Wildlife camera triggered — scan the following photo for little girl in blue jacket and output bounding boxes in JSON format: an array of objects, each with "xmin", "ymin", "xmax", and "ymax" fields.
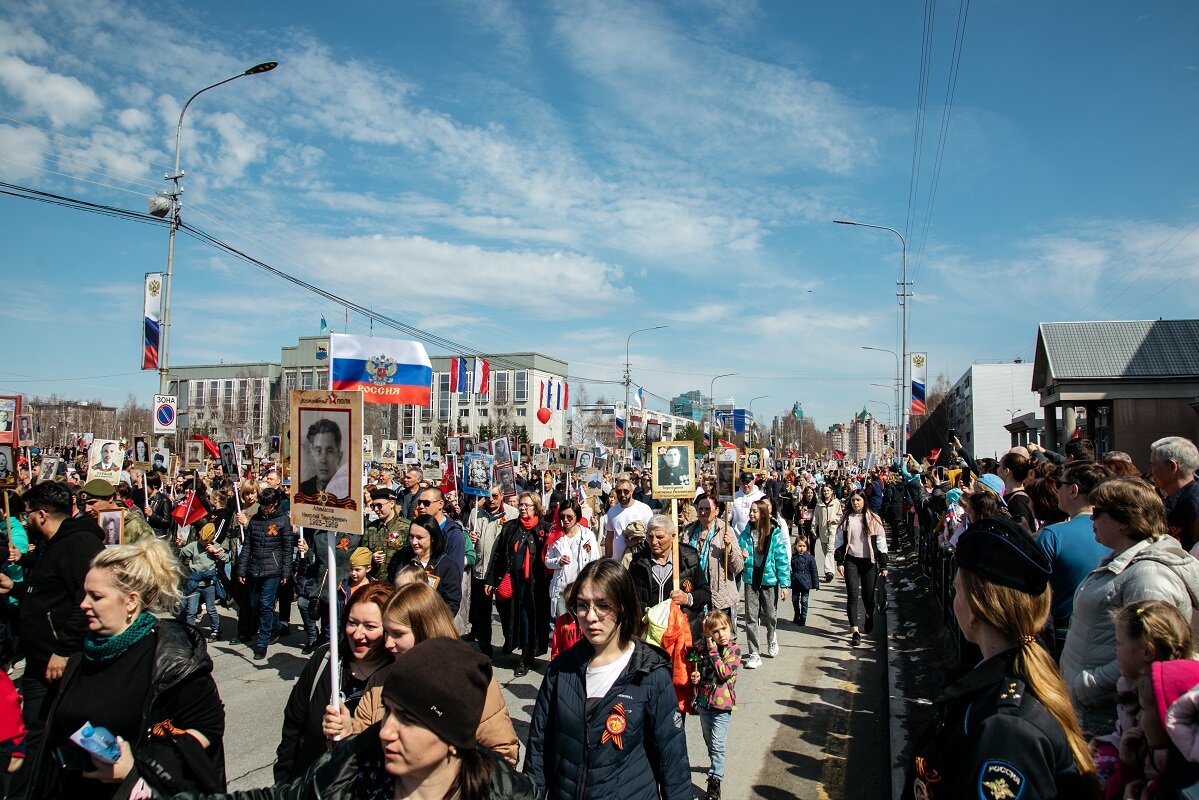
[{"xmin": 790, "ymin": 538, "xmax": 820, "ymax": 626}]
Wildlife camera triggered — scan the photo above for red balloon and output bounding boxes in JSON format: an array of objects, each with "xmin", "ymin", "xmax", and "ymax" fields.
[{"xmin": 536, "ymin": 407, "xmax": 551, "ymax": 424}]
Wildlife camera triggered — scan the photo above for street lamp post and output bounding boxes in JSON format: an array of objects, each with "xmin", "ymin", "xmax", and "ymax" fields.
[
  {"xmin": 838, "ymin": 220, "xmax": 910, "ymax": 458},
  {"xmin": 748, "ymin": 395, "xmax": 769, "ymax": 447},
  {"xmin": 623, "ymin": 326, "xmax": 667, "ymax": 442},
  {"xmin": 709, "ymin": 372, "xmax": 735, "ymax": 450},
  {"xmin": 862, "ymin": 346, "xmax": 901, "ymax": 456},
  {"xmin": 156, "ymin": 61, "xmax": 278, "ymax": 396}
]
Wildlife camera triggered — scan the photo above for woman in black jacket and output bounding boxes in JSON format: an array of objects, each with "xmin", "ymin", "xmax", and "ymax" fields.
[
  {"xmin": 626, "ymin": 515, "xmax": 711, "ymax": 642},
  {"xmin": 484, "ymin": 492, "xmax": 550, "ymax": 677},
  {"xmin": 525, "ymin": 559, "xmax": 691, "ymax": 799},
  {"xmin": 386, "ymin": 513, "xmax": 461, "ymax": 614},
  {"xmin": 274, "ymin": 582, "xmax": 394, "ymax": 783},
  {"xmin": 25, "ymin": 537, "xmax": 226, "ymax": 799},
  {"xmin": 173, "ymin": 639, "xmax": 536, "ymax": 800}
]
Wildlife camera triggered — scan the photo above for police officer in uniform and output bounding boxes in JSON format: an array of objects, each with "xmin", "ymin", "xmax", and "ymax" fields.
[{"xmin": 903, "ymin": 517, "xmax": 1101, "ymax": 800}]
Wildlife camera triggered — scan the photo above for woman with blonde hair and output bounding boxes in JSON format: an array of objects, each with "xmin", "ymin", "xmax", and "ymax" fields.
[
  {"xmin": 323, "ymin": 581, "xmax": 520, "ymax": 764},
  {"xmin": 24, "ymin": 537, "xmax": 226, "ymax": 798},
  {"xmin": 485, "ymin": 491, "xmax": 550, "ymax": 677},
  {"xmin": 1060, "ymin": 477, "xmax": 1199, "ymax": 734},
  {"xmin": 904, "ymin": 517, "xmax": 1100, "ymax": 799}
]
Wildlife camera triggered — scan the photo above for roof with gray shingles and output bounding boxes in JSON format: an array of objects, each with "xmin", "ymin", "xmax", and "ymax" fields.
[{"xmin": 1035, "ymin": 320, "xmax": 1199, "ymax": 383}]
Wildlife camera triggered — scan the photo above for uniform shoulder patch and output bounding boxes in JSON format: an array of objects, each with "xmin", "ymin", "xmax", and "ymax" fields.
[
  {"xmin": 996, "ymin": 678, "xmax": 1026, "ymax": 707},
  {"xmin": 978, "ymin": 760, "xmax": 1024, "ymax": 800}
]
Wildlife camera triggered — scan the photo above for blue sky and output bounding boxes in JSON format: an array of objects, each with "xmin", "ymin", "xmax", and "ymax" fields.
[{"xmin": 1, "ymin": 1, "xmax": 1196, "ymax": 431}]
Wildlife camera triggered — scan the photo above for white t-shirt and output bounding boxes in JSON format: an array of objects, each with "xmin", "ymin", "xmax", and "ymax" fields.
[
  {"xmin": 605, "ymin": 500, "xmax": 654, "ymax": 561},
  {"xmin": 586, "ymin": 642, "xmax": 636, "ymax": 699},
  {"xmin": 730, "ymin": 487, "xmax": 764, "ymax": 534}
]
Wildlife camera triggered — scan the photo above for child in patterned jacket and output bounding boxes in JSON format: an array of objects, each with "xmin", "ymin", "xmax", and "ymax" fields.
[{"xmin": 690, "ymin": 610, "xmax": 741, "ymax": 800}]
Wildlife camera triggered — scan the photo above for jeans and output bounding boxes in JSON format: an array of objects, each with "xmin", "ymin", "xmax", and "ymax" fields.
[
  {"xmin": 250, "ymin": 576, "xmax": 285, "ymax": 650},
  {"xmin": 183, "ymin": 581, "xmax": 220, "ymax": 632},
  {"xmin": 743, "ymin": 584, "xmax": 778, "ymax": 656},
  {"xmin": 791, "ymin": 588, "xmax": 810, "ymax": 621},
  {"xmin": 698, "ymin": 708, "xmax": 731, "ymax": 780},
  {"xmin": 842, "ymin": 555, "xmax": 878, "ymax": 631},
  {"xmin": 296, "ymin": 595, "xmax": 322, "ymax": 644}
]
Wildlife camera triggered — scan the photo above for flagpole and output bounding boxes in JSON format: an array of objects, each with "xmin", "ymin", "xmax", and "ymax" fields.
[{"xmin": 324, "ymin": 528, "xmax": 342, "ymax": 725}]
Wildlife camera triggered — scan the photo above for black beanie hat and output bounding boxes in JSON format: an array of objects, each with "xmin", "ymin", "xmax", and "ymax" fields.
[
  {"xmin": 382, "ymin": 638, "xmax": 491, "ymax": 750},
  {"xmin": 955, "ymin": 516, "xmax": 1052, "ymax": 596}
]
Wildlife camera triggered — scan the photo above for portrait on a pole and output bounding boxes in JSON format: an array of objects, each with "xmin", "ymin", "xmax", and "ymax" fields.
[
  {"xmin": 219, "ymin": 442, "xmax": 239, "ymax": 480},
  {"xmin": 289, "ymin": 389, "xmax": 363, "ymax": 535},
  {"xmin": 0, "ymin": 397, "xmax": 18, "ymax": 445},
  {"xmin": 461, "ymin": 452, "xmax": 494, "ymax": 497},
  {"xmin": 87, "ymin": 439, "xmax": 122, "ymax": 485},
  {"xmin": 0, "ymin": 445, "xmax": 14, "ymax": 488},
  {"xmin": 716, "ymin": 447, "xmax": 737, "ymax": 501},
  {"xmin": 132, "ymin": 436, "xmax": 151, "ymax": 471},
  {"xmin": 651, "ymin": 441, "xmax": 694, "ymax": 498},
  {"xmin": 380, "ymin": 439, "xmax": 398, "ymax": 466}
]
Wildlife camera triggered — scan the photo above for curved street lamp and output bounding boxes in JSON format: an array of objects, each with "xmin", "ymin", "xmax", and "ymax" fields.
[
  {"xmin": 157, "ymin": 62, "xmax": 279, "ymax": 395},
  {"xmin": 622, "ymin": 326, "xmax": 667, "ymax": 437}
]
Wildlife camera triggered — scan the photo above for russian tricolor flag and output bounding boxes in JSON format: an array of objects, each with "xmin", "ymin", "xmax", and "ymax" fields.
[
  {"xmin": 615, "ymin": 417, "xmax": 625, "ymax": 437},
  {"xmin": 330, "ymin": 333, "xmax": 433, "ymax": 406},
  {"xmin": 142, "ymin": 272, "xmax": 164, "ymax": 370}
]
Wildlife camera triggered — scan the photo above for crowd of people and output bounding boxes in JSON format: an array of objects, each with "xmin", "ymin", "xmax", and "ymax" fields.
[{"xmin": 3, "ymin": 430, "xmax": 1199, "ymax": 798}]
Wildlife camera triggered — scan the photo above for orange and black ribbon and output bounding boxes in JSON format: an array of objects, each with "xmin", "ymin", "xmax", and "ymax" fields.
[{"xmin": 601, "ymin": 702, "xmax": 627, "ymax": 750}]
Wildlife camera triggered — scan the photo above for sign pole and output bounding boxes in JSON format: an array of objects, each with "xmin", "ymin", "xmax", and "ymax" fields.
[{"xmin": 324, "ymin": 528, "xmax": 342, "ymax": 724}]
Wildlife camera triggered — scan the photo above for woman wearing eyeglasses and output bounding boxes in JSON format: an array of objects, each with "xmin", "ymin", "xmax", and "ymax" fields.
[
  {"xmin": 485, "ymin": 492, "xmax": 550, "ymax": 677},
  {"xmin": 525, "ymin": 559, "xmax": 691, "ymax": 799},
  {"xmin": 1059, "ymin": 477, "xmax": 1199, "ymax": 735},
  {"xmin": 544, "ymin": 500, "xmax": 599, "ymax": 626}
]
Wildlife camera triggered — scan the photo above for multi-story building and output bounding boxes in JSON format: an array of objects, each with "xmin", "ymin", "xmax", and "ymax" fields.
[
  {"xmin": 573, "ymin": 403, "xmax": 696, "ymax": 448},
  {"xmin": 168, "ymin": 337, "xmax": 568, "ymax": 453},
  {"xmin": 826, "ymin": 423, "xmax": 848, "ymax": 455},
  {"xmin": 24, "ymin": 399, "xmax": 119, "ymax": 446},
  {"xmin": 945, "ymin": 361, "xmax": 1040, "ymax": 460},
  {"xmin": 670, "ymin": 390, "xmax": 709, "ymax": 422}
]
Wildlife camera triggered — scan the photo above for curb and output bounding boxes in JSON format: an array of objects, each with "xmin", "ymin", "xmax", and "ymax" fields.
[{"xmin": 886, "ymin": 566, "xmax": 906, "ymax": 799}]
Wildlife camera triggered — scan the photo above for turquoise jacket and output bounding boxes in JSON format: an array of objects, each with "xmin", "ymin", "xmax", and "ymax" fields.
[
  {"xmin": 738, "ymin": 525, "xmax": 790, "ymax": 588},
  {"xmin": 5, "ymin": 516, "xmax": 27, "ymax": 605}
]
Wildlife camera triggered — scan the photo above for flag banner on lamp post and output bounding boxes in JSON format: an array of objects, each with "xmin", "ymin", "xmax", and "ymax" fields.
[
  {"xmin": 910, "ymin": 352, "xmax": 927, "ymax": 415},
  {"xmin": 142, "ymin": 273, "xmax": 164, "ymax": 370},
  {"xmin": 329, "ymin": 333, "xmax": 433, "ymax": 406}
]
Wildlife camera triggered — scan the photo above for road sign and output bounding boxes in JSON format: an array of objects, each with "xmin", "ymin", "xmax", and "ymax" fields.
[{"xmin": 153, "ymin": 395, "xmax": 177, "ymax": 435}]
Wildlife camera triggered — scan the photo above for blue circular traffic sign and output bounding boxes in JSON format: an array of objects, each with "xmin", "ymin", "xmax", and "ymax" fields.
[{"xmin": 156, "ymin": 405, "xmax": 175, "ymax": 426}]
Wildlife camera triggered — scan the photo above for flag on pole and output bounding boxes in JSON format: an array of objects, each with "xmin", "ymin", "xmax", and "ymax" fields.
[
  {"xmin": 635, "ymin": 386, "xmax": 646, "ymax": 409},
  {"xmin": 546, "ymin": 379, "xmax": 554, "ymax": 408},
  {"xmin": 142, "ymin": 273, "xmax": 164, "ymax": 370},
  {"xmin": 555, "ymin": 381, "xmax": 563, "ymax": 410},
  {"xmin": 539, "ymin": 381, "xmax": 545, "ymax": 408},
  {"xmin": 563, "ymin": 382, "xmax": 569, "ymax": 410},
  {"xmin": 329, "ymin": 333, "xmax": 433, "ymax": 405},
  {"xmin": 910, "ymin": 352, "xmax": 927, "ymax": 415},
  {"xmin": 473, "ymin": 358, "xmax": 490, "ymax": 395},
  {"xmin": 615, "ymin": 417, "xmax": 625, "ymax": 437},
  {"xmin": 718, "ymin": 438, "xmax": 737, "ymax": 449},
  {"xmin": 320, "ymin": 314, "xmax": 328, "ymax": 334},
  {"xmin": 702, "ymin": 422, "xmax": 711, "ymax": 447},
  {"xmin": 831, "ymin": 449, "xmax": 846, "ymax": 460},
  {"xmin": 449, "ymin": 357, "xmax": 469, "ymax": 394}
]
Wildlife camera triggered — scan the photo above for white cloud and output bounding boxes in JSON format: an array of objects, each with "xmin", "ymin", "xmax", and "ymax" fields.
[
  {"xmin": 0, "ymin": 123, "xmax": 48, "ymax": 180},
  {"xmin": 0, "ymin": 55, "xmax": 102, "ymax": 128},
  {"xmin": 116, "ymin": 108, "xmax": 152, "ymax": 131}
]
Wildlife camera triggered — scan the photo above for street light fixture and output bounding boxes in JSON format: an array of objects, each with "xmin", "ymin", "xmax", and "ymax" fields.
[
  {"xmin": 862, "ymin": 346, "xmax": 901, "ymax": 455},
  {"xmin": 748, "ymin": 395, "xmax": 769, "ymax": 447},
  {"xmin": 623, "ymin": 325, "xmax": 667, "ymax": 439},
  {"xmin": 155, "ymin": 61, "xmax": 279, "ymax": 395},
  {"xmin": 708, "ymin": 372, "xmax": 735, "ymax": 449},
  {"xmin": 839, "ymin": 219, "xmax": 910, "ymax": 458}
]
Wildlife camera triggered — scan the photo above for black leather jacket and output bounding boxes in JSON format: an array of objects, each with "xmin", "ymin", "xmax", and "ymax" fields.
[{"xmin": 170, "ymin": 724, "xmax": 537, "ymax": 800}]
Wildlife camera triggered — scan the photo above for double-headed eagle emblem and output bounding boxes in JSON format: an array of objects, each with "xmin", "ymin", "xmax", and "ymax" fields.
[{"xmin": 366, "ymin": 354, "xmax": 397, "ymax": 385}]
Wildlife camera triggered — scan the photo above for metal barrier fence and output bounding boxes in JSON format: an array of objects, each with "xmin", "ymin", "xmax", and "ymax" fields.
[{"xmin": 911, "ymin": 509, "xmax": 966, "ymax": 655}]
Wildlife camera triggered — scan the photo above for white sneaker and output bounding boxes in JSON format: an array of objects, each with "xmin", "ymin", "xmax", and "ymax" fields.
[
  {"xmin": 767, "ymin": 639, "xmax": 779, "ymax": 658},
  {"xmin": 743, "ymin": 653, "xmax": 762, "ymax": 669}
]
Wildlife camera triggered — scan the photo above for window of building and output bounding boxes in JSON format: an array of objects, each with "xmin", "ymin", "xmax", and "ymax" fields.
[
  {"xmin": 438, "ymin": 373, "xmax": 449, "ymax": 421},
  {"xmin": 209, "ymin": 380, "xmax": 220, "ymax": 400},
  {"xmin": 193, "ymin": 381, "xmax": 204, "ymax": 405},
  {"xmin": 478, "ymin": 409, "xmax": 488, "ymax": 417},
  {"xmin": 494, "ymin": 371, "xmax": 510, "ymax": 405},
  {"xmin": 285, "ymin": 371, "xmax": 297, "ymax": 392},
  {"xmin": 516, "ymin": 408, "xmax": 527, "ymax": 417},
  {"xmin": 460, "ymin": 408, "xmax": 470, "ymax": 418},
  {"xmin": 316, "ymin": 370, "xmax": 328, "ymax": 390},
  {"xmin": 515, "ymin": 370, "xmax": 528, "ymax": 403},
  {"xmin": 301, "ymin": 371, "xmax": 313, "ymax": 390},
  {"xmin": 402, "ymin": 406, "xmax": 416, "ymax": 440}
]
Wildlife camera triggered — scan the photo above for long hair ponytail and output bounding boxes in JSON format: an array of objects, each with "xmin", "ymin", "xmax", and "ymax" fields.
[
  {"xmin": 751, "ymin": 499, "xmax": 773, "ymax": 553},
  {"xmin": 957, "ymin": 568, "xmax": 1098, "ymax": 792}
]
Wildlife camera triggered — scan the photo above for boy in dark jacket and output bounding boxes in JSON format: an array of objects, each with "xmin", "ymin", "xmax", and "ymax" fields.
[
  {"xmin": 790, "ymin": 538, "xmax": 820, "ymax": 626},
  {"xmin": 235, "ymin": 488, "xmax": 295, "ymax": 660}
]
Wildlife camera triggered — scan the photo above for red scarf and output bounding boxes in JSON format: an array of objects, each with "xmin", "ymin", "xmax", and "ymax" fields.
[{"xmin": 519, "ymin": 515, "xmax": 540, "ymax": 530}]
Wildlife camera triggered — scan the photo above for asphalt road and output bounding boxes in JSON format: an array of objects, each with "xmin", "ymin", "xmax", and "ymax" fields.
[{"xmin": 216, "ymin": 546, "xmax": 890, "ymax": 798}]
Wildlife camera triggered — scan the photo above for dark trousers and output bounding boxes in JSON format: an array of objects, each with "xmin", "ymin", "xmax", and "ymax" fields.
[
  {"xmin": 842, "ymin": 556, "xmax": 878, "ymax": 631},
  {"xmin": 230, "ymin": 578, "xmax": 257, "ymax": 640},
  {"xmin": 791, "ymin": 588, "xmax": 811, "ymax": 621},
  {"xmin": 276, "ymin": 579, "xmax": 295, "ymax": 627},
  {"xmin": 250, "ymin": 576, "xmax": 284, "ymax": 650},
  {"xmin": 468, "ymin": 577, "xmax": 494, "ymax": 651},
  {"xmin": 10, "ymin": 672, "xmax": 51, "ymax": 798}
]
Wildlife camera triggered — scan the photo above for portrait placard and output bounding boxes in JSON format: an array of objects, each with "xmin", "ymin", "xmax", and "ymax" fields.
[
  {"xmin": 716, "ymin": 447, "xmax": 738, "ymax": 501},
  {"xmin": 87, "ymin": 439, "xmax": 122, "ymax": 485},
  {"xmin": 651, "ymin": 440, "xmax": 695, "ymax": 499},
  {"xmin": 289, "ymin": 389, "xmax": 364, "ymax": 535},
  {"xmin": 421, "ymin": 442, "xmax": 439, "ymax": 469},
  {"xmin": 474, "ymin": 442, "xmax": 491, "ymax": 455},
  {"xmin": 0, "ymin": 445, "xmax": 14, "ymax": 489},
  {"xmin": 491, "ymin": 437, "xmax": 512, "ymax": 466},
  {"xmin": 132, "ymin": 436, "xmax": 151, "ymax": 471},
  {"xmin": 219, "ymin": 442, "xmax": 239, "ymax": 480},
  {"xmin": 380, "ymin": 439, "xmax": 398, "ymax": 466},
  {"xmin": 645, "ymin": 422, "xmax": 663, "ymax": 445},
  {"xmin": 742, "ymin": 448, "xmax": 766, "ymax": 474},
  {"xmin": 422, "ymin": 451, "xmax": 442, "ymax": 482},
  {"xmin": 37, "ymin": 456, "xmax": 59, "ymax": 483},
  {"xmin": 185, "ymin": 441, "xmax": 203, "ymax": 468},
  {"xmin": 447, "ymin": 436, "xmax": 461, "ymax": 456},
  {"xmin": 363, "ymin": 435, "xmax": 375, "ymax": 462},
  {"xmin": 574, "ymin": 449, "xmax": 594, "ymax": 472},
  {"xmin": 98, "ymin": 509, "xmax": 124, "ymax": 547},
  {"xmin": 461, "ymin": 452, "xmax": 494, "ymax": 497},
  {"xmin": 631, "ymin": 448, "xmax": 643, "ymax": 466},
  {"xmin": 280, "ymin": 423, "xmax": 291, "ymax": 482},
  {"xmin": 533, "ymin": 450, "xmax": 550, "ymax": 470},
  {"xmin": 495, "ymin": 464, "xmax": 516, "ymax": 500},
  {"xmin": 16, "ymin": 414, "xmax": 32, "ymax": 446},
  {"xmin": 152, "ymin": 447, "xmax": 170, "ymax": 475},
  {"xmin": 0, "ymin": 397, "xmax": 18, "ymax": 446},
  {"xmin": 402, "ymin": 441, "xmax": 418, "ymax": 464}
]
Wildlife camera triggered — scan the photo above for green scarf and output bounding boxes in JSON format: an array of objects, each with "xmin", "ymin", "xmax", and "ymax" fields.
[{"xmin": 84, "ymin": 611, "xmax": 158, "ymax": 661}]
